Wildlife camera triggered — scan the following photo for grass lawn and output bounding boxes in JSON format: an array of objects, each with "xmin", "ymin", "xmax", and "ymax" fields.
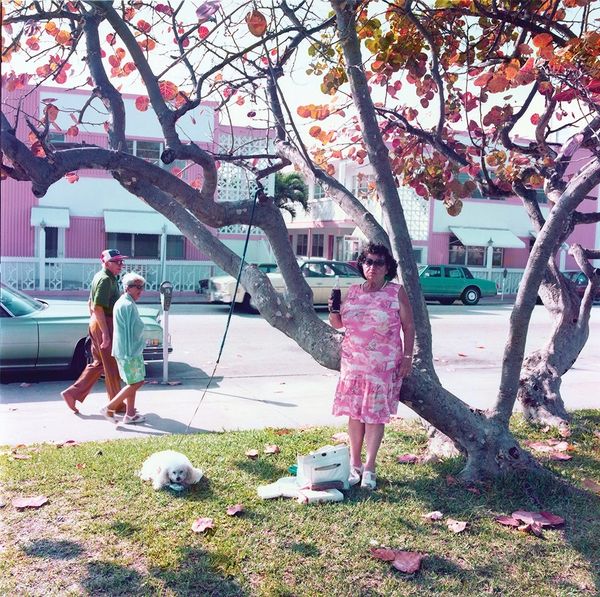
[{"xmin": 1, "ymin": 411, "xmax": 599, "ymax": 596}]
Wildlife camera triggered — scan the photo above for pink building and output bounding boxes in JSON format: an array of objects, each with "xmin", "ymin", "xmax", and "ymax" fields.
[{"xmin": 1, "ymin": 84, "xmax": 274, "ymax": 292}]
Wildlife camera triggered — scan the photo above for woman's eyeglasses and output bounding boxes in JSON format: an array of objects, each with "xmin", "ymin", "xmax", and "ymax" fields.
[
  {"xmin": 129, "ymin": 284, "xmax": 145, "ymax": 290},
  {"xmin": 364, "ymin": 258, "xmax": 386, "ymax": 267}
]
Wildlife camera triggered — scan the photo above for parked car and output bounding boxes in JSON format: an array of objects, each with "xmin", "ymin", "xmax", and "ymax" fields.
[
  {"xmin": 0, "ymin": 283, "xmax": 171, "ymax": 376},
  {"xmin": 418, "ymin": 264, "xmax": 497, "ymax": 305},
  {"xmin": 562, "ymin": 270, "xmax": 600, "ymax": 301},
  {"xmin": 206, "ymin": 259, "xmax": 363, "ymax": 310}
]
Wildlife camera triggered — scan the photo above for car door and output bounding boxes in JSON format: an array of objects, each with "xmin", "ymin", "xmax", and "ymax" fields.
[
  {"xmin": 0, "ymin": 306, "xmax": 39, "ymax": 367},
  {"xmin": 443, "ymin": 266, "xmax": 466, "ymax": 297},
  {"xmin": 419, "ymin": 265, "xmax": 444, "ymax": 297},
  {"xmin": 301, "ymin": 262, "xmax": 328, "ymax": 304}
]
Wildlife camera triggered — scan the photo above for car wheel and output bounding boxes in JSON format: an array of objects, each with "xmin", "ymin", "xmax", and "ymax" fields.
[
  {"xmin": 461, "ymin": 287, "xmax": 481, "ymax": 305},
  {"xmin": 70, "ymin": 338, "xmax": 88, "ymax": 377},
  {"xmin": 239, "ymin": 292, "xmax": 258, "ymax": 313},
  {"xmin": 439, "ymin": 298, "xmax": 455, "ymax": 305}
]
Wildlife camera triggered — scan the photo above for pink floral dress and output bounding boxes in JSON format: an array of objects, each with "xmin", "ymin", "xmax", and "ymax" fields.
[{"xmin": 332, "ymin": 282, "xmax": 404, "ymax": 424}]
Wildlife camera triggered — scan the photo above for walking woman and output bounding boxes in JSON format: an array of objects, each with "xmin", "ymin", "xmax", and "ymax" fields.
[
  {"xmin": 101, "ymin": 272, "xmax": 147, "ymax": 424},
  {"xmin": 329, "ymin": 243, "xmax": 415, "ymax": 489}
]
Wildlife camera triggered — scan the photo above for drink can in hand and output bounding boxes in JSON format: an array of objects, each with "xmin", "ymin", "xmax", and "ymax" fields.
[{"xmin": 330, "ymin": 288, "xmax": 341, "ymax": 313}]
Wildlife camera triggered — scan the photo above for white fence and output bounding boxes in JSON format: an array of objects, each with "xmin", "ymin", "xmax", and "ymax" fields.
[
  {"xmin": 469, "ymin": 267, "xmax": 523, "ymax": 295},
  {"xmin": 0, "ymin": 257, "xmax": 216, "ymax": 292}
]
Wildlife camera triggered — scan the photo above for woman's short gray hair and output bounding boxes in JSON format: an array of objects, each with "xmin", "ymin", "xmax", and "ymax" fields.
[{"xmin": 121, "ymin": 272, "xmax": 146, "ymax": 291}]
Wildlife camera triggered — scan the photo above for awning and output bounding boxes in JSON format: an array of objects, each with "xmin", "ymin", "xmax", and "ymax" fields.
[
  {"xmin": 450, "ymin": 226, "xmax": 525, "ymax": 249},
  {"xmin": 103, "ymin": 210, "xmax": 182, "ymax": 235},
  {"xmin": 30, "ymin": 207, "xmax": 70, "ymax": 228}
]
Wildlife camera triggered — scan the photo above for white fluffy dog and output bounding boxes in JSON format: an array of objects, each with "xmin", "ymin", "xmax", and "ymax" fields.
[{"xmin": 139, "ymin": 450, "xmax": 203, "ymax": 491}]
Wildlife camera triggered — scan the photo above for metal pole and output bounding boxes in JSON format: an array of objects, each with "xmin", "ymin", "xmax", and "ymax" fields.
[{"xmin": 162, "ymin": 310, "xmax": 169, "ymax": 383}]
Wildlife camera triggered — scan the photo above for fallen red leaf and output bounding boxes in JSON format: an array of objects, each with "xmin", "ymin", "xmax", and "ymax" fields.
[
  {"xmin": 495, "ymin": 515, "xmax": 521, "ymax": 527},
  {"xmin": 391, "ymin": 551, "xmax": 423, "ymax": 573},
  {"xmin": 466, "ymin": 486, "xmax": 481, "ymax": 495},
  {"xmin": 274, "ymin": 428, "xmax": 292, "ymax": 436},
  {"xmin": 226, "ymin": 504, "xmax": 244, "ymax": 516},
  {"xmin": 56, "ymin": 440, "xmax": 79, "ymax": 448},
  {"xmin": 512, "ymin": 510, "xmax": 564, "ymax": 527},
  {"xmin": 446, "ymin": 475, "xmax": 458, "ymax": 486},
  {"xmin": 370, "ymin": 547, "xmax": 397, "ymax": 561},
  {"xmin": 447, "ymin": 519, "xmax": 468, "ymax": 533},
  {"xmin": 191, "ymin": 517, "xmax": 214, "ymax": 533},
  {"xmin": 331, "ymin": 432, "xmax": 349, "ymax": 444},
  {"xmin": 581, "ymin": 479, "xmax": 600, "ymax": 494},
  {"xmin": 245, "ymin": 449, "xmax": 259, "ymax": 460},
  {"xmin": 397, "ymin": 453, "xmax": 419, "ymax": 464},
  {"xmin": 11, "ymin": 454, "xmax": 32, "ymax": 460},
  {"xmin": 548, "ymin": 452, "xmax": 572, "ymax": 461},
  {"xmin": 263, "ymin": 444, "xmax": 280, "ymax": 455},
  {"xmin": 13, "ymin": 495, "xmax": 49, "ymax": 509},
  {"xmin": 76, "ymin": 463, "xmax": 86, "ymax": 469},
  {"xmin": 519, "ymin": 521, "xmax": 544, "ymax": 537}
]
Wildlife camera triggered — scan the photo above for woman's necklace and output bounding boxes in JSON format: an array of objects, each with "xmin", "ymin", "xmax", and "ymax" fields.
[{"xmin": 362, "ymin": 280, "xmax": 388, "ymax": 292}]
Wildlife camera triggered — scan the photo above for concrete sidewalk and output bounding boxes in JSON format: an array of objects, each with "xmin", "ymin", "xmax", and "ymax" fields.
[{"xmin": 1, "ymin": 361, "xmax": 597, "ymax": 447}]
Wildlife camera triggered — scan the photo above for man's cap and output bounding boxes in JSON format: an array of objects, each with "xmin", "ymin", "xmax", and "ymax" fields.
[{"xmin": 101, "ymin": 249, "xmax": 128, "ymax": 262}]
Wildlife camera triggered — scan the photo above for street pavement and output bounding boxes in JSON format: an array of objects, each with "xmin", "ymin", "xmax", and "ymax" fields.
[{"xmin": 1, "ymin": 302, "xmax": 598, "ymax": 446}]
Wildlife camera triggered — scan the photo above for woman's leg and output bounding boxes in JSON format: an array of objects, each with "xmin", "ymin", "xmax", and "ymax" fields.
[
  {"xmin": 105, "ymin": 384, "xmax": 134, "ymax": 414},
  {"xmin": 124, "ymin": 381, "xmax": 144, "ymax": 416},
  {"xmin": 364, "ymin": 423, "xmax": 385, "ymax": 472},
  {"xmin": 348, "ymin": 417, "xmax": 366, "ymax": 469}
]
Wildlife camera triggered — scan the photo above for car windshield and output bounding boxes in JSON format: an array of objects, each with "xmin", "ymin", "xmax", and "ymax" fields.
[
  {"xmin": 0, "ymin": 284, "xmax": 46, "ymax": 316},
  {"xmin": 418, "ymin": 266, "xmax": 427, "ymax": 275}
]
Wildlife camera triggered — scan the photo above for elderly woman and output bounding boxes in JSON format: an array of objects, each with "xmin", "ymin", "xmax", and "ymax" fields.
[
  {"xmin": 328, "ymin": 242, "xmax": 415, "ymax": 489},
  {"xmin": 101, "ymin": 272, "xmax": 147, "ymax": 424}
]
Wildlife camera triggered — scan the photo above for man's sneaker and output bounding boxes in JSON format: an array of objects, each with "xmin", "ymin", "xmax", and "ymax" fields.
[{"xmin": 122, "ymin": 413, "xmax": 146, "ymax": 424}]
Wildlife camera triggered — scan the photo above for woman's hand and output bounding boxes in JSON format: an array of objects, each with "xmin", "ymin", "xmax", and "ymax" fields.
[{"xmin": 399, "ymin": 354, "xmax": 413, "ymax": 378}]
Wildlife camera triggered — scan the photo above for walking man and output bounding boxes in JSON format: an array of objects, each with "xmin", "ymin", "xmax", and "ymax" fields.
[{"xmin": 61, "ymin": 249, "xmax": 126, "ymax": 413}]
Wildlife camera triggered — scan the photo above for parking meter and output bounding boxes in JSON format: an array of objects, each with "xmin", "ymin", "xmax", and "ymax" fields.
[
  {"xmin": 159, "ymin": 281, "xmax": 173, "ymax": 311},
  {"xmin": 159, "ymin": 281, "xmax": 173, "ymax": 382}
]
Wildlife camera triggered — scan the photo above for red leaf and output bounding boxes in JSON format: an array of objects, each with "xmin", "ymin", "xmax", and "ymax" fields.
[
  {"xmin": 245, "ymin": 449, "xmax": 259, "ymax": 460},
  {"xmin": 135, "ymin": 96, "xmax": 150, "ymax": 112},
  {"xmin": 457, "ymin": 353, "xmax": 468, "ymax": 357},
  {"xmin": 391, "ymin": 551, "xmax": 423, "ymax": 573},
  {"xmin": 56, "ymin": 440, "xmax": 79, "ymax": 448},
  {"xmin": 331, "ymin": 432, "xmax": 349, "ymax": 444},
  {"xmin": 447, "ymin": 519, "xmax": 468, "ymax": 533},
  {"xmin": 397, "ymin": 453, "xmax": 419, "ymax": 464},
  {"xmin": 532, "ymin": 33, "xmax": 553, "ymax": 48},
  {"xmin": 191, "ymin": 517, "xmax": 214, "ymax": 533},
  {"xmin": 65, "ymin": 172, "xmax": 79, "ymax": 184},
  {"xmin": 159, "ymin": 80, "xmax": 178, "ymax": 101},
  {"xmin": 264, "ymin": 444, "xmax": 280, "ymax": 455},
  {"xmin": 548, "ymin": 452, "xmax": 572, "ymax": 461},
  {"xmin": 196, "ymin": 0, "xmax": 221, "ymax": 23},
  {"xmin": 66, "ymin": 125, "xmax": 79, "ymax": 137},
  {"xmin": 11, "ymin": 454, "xmax": 32, "ymax": 460},
  {"xmin": 370, "ymin": 547, "xmax": 397, "ymax": 561},
  {"xmin": 13, "ymin": 495, "xmax": 49, "ymax": 509},
  {"xmin": 495, "ymin": 515, "xmax": 521, "ymax": 527},
  {"xmin": 226, "ymin": 504, "xmax": 244, "ymax": 516},
  {"xmin": 512, "ymin": 510, "xmax": 564, "ymax": 527},
  {"xmin": 581, "ymin": 479, "xmax": 600, "ymax": 494}
]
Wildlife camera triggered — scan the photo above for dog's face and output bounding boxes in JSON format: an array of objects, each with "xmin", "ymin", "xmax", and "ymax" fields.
[{"xmin": 166, "ymin": 465, "xmax": 190, "ymax": 484}]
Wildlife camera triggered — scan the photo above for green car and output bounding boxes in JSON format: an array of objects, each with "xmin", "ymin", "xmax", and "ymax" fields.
[
  {"xmin": 0, "ymin": 283, "xmax": 171, "ymax": 376},
  {"xmin": 418, "ymin": 265, "xmax": 498, "ymax": 305}
]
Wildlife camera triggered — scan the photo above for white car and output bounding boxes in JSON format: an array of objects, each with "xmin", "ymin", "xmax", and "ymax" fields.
[{"xmin": 206, "ymin": 259, "xmax": 363, "ymax": 310}]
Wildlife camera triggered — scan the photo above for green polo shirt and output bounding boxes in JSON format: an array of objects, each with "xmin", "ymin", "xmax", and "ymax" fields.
[{"xmin": 90, "ymin": 268, "xmax": 120, "ymax": 316}]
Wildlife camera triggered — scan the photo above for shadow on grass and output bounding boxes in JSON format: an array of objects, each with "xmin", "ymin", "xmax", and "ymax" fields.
[
  {"xmin": 83, "ymin": 561, "xmax": 143, "ymax": 595},
  {"xmin": 23, "ymin": 539, "xmax": 84, "ymax": 559},
  {"xmin": 150, "ymin": 546, "xmax": 247, "ymax": 596}
]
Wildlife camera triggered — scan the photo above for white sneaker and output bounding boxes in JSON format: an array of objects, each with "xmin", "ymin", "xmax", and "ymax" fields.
[
  {"xmin": 349, "ymin": 466, "xmax": 363, "ymax": 487},
  {"xmin": 122, "ymin": 413, "xmax": 145, "ymax": 424},
  {"xmin": 100, "ymin": 406, "xmax": 116, "ymax": 422}
]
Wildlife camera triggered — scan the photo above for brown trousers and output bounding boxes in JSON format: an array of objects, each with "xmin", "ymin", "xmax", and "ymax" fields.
[{"xmin": 62, "ymin": 316, "xmax": 122, "ymax": 404}]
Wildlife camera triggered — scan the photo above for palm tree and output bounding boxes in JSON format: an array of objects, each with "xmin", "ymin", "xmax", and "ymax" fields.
[{"xmin": 273, "ymin": 172, "xmax": 309, "ymax": 219}]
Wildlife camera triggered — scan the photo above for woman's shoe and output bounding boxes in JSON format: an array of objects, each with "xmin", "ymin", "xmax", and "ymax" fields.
[
  {"xmin": 360, "ymin": 470, "xmax": 376, "ymax": 490},
  {"xmin": 100, "ymin": 406, "xmax": 116, "ymax": 422},
  {"xmin": 349, "ymin": 465, "xmax": 363, "ymax": 487},
  {"xmin": 122, "ymin": 413, "xmax": 146, "ymax": 424}
]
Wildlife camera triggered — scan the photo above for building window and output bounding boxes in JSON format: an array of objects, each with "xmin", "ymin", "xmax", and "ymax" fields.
[
  {"xmin": 125, "ymin": 139, "xmax": 188, "ymax": 177},
  {"xmin": 313, "ymin": 183, "xmax": 325, "ymax": 200},
  {"xmin": 311, "ymin": 233, "xmax": 324, "ymax": 257},
  {"xmin": 412, "ymin": 248, "xmax": 423, "ymax": 264},
  {"xmin": 45, "ymin": 227, "xmax": 58, "ymax": 258},
  {"xmin": 107, "ymin": 232, "xmax": 159, "ymax": 259},
  {"xmin": 296, "ymin": 234, "xmax": 308, "ymax": 256},
  {"xmin": 448, "ymin": 235, "xmax": 503, "ymax": 267},
  {"xmin": 167, "ymin": 235, "xmax": 185, "ymax": 260},
  {"xmin": 353, "ymin": 174, "xmax": 375, "ymax": 198}
]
